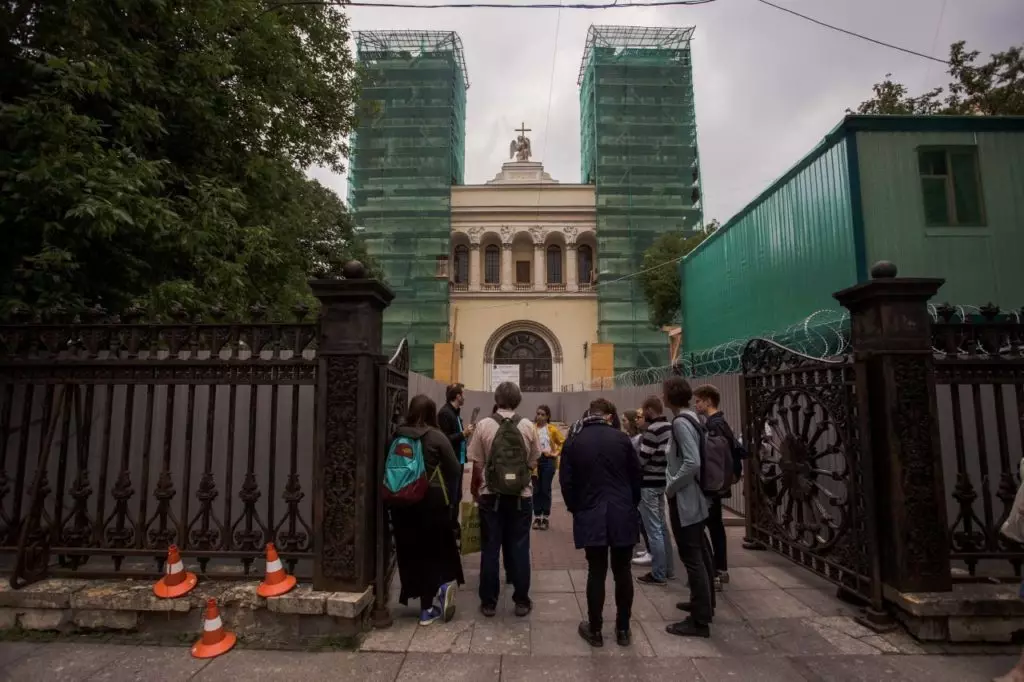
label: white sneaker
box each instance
[632,552,653,566]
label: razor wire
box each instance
[562,303,1018,391]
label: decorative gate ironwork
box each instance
[373,338,409,626]
[741,338,882,610]
[2,311,318,586]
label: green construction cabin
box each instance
[681,115,1024,353]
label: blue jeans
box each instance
[533,457,556,517]
[479,494,533,608]
[638,488,675,581]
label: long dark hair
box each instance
[623,409,639,437]
[406,394,439,428]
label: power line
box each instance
[755,0,951,65]
[264,0,715,11]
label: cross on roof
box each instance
[515,122,531,138]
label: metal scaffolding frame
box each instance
[577,25,695,85]
[349,30,469,374]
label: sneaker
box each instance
[631,552,652,566]
[438,581,457,623]
[514,602,532,618]
[713,576,723,592]
[419,606,442,626]
[636,572,667,586]
[480,603,497,618]
[666,618,710,638]
[577,621,604,648]
[616,629,632,647]
[532,517,542,530]
[717,570,730,584]
[541,517,550,531]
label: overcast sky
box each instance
[309,0,1023,224]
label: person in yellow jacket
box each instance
[531,405,565,530]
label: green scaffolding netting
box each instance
[349,31,469,373]
[579,25,704,374]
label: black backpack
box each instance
[485,414,531,496]
[676,413,734,497]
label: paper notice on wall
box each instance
[491,364,520,391]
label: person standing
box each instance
[560,399,641,648]
[389,396,465,625]
[635,396,676,586]
[438,383,474,515]
[532,405,564,531]
[662,376,714,638]
[693,384,745,589]
[468,382,540,618]
[623,410,653,566]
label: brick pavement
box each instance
[2,472,1019,680]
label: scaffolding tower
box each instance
[349,30,469,373]
[578,25,703,374]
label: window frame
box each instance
[916,145,986,228]
[577,244,594,285]
[546,244,563,285]
[453,244,469,284]
[483,245,500,284]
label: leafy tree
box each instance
[639,227,714,329]
[0,0,370,320]
[852,41,1024,115]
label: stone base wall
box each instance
[0,578,373,649]
[885,583,1024,644]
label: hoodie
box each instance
[394,424,461,509]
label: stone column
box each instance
[469,244,481,290]
[833,261,951,594]
[566,245,578,292]
[534,244,545,290]
[309,261,395,592]
[501,244,513,291]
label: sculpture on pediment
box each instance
[563,225,578,245]
[500,225,513,244]
[466,226,484,245]
[509,122,532,162]
[529,226,544,246]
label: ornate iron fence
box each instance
[1,307,319,583]
[740,338,882,609]
[932,304,1024,578]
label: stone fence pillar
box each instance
[309,262,395,592]
[833,261,952,594]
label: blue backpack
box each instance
[381,435,445,506]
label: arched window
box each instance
[578,245,594,284]
[484,245,500,284]
[546,245,562,284]
[453,245,469,284]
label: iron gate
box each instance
[372,338,408,626]
[740,338,882,610]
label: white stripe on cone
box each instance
[166,560,184,574]
[266,558,283,573]
[204,615,223,632]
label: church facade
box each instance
[348,27,702,389]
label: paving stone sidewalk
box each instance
[2,481,1018,680]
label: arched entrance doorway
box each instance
[494,331,553,393]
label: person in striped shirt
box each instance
[634,396,676,585]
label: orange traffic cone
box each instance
[153,544,198,598]
[192,598,236,659]
[257,542,297,598]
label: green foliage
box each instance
[639,227,714,329]
[0,0,371,320]
[853,41,1024,115]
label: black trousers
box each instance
[584,546,634,632]
[706,496,728,573]
[667,497,715,625]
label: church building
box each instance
[348,26,703,390]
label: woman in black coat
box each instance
[389,395,465,625]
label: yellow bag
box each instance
[460,501,481,555]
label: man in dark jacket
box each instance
[438,384,474,517]
[693,384,746,589]
[560,398,642,648]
